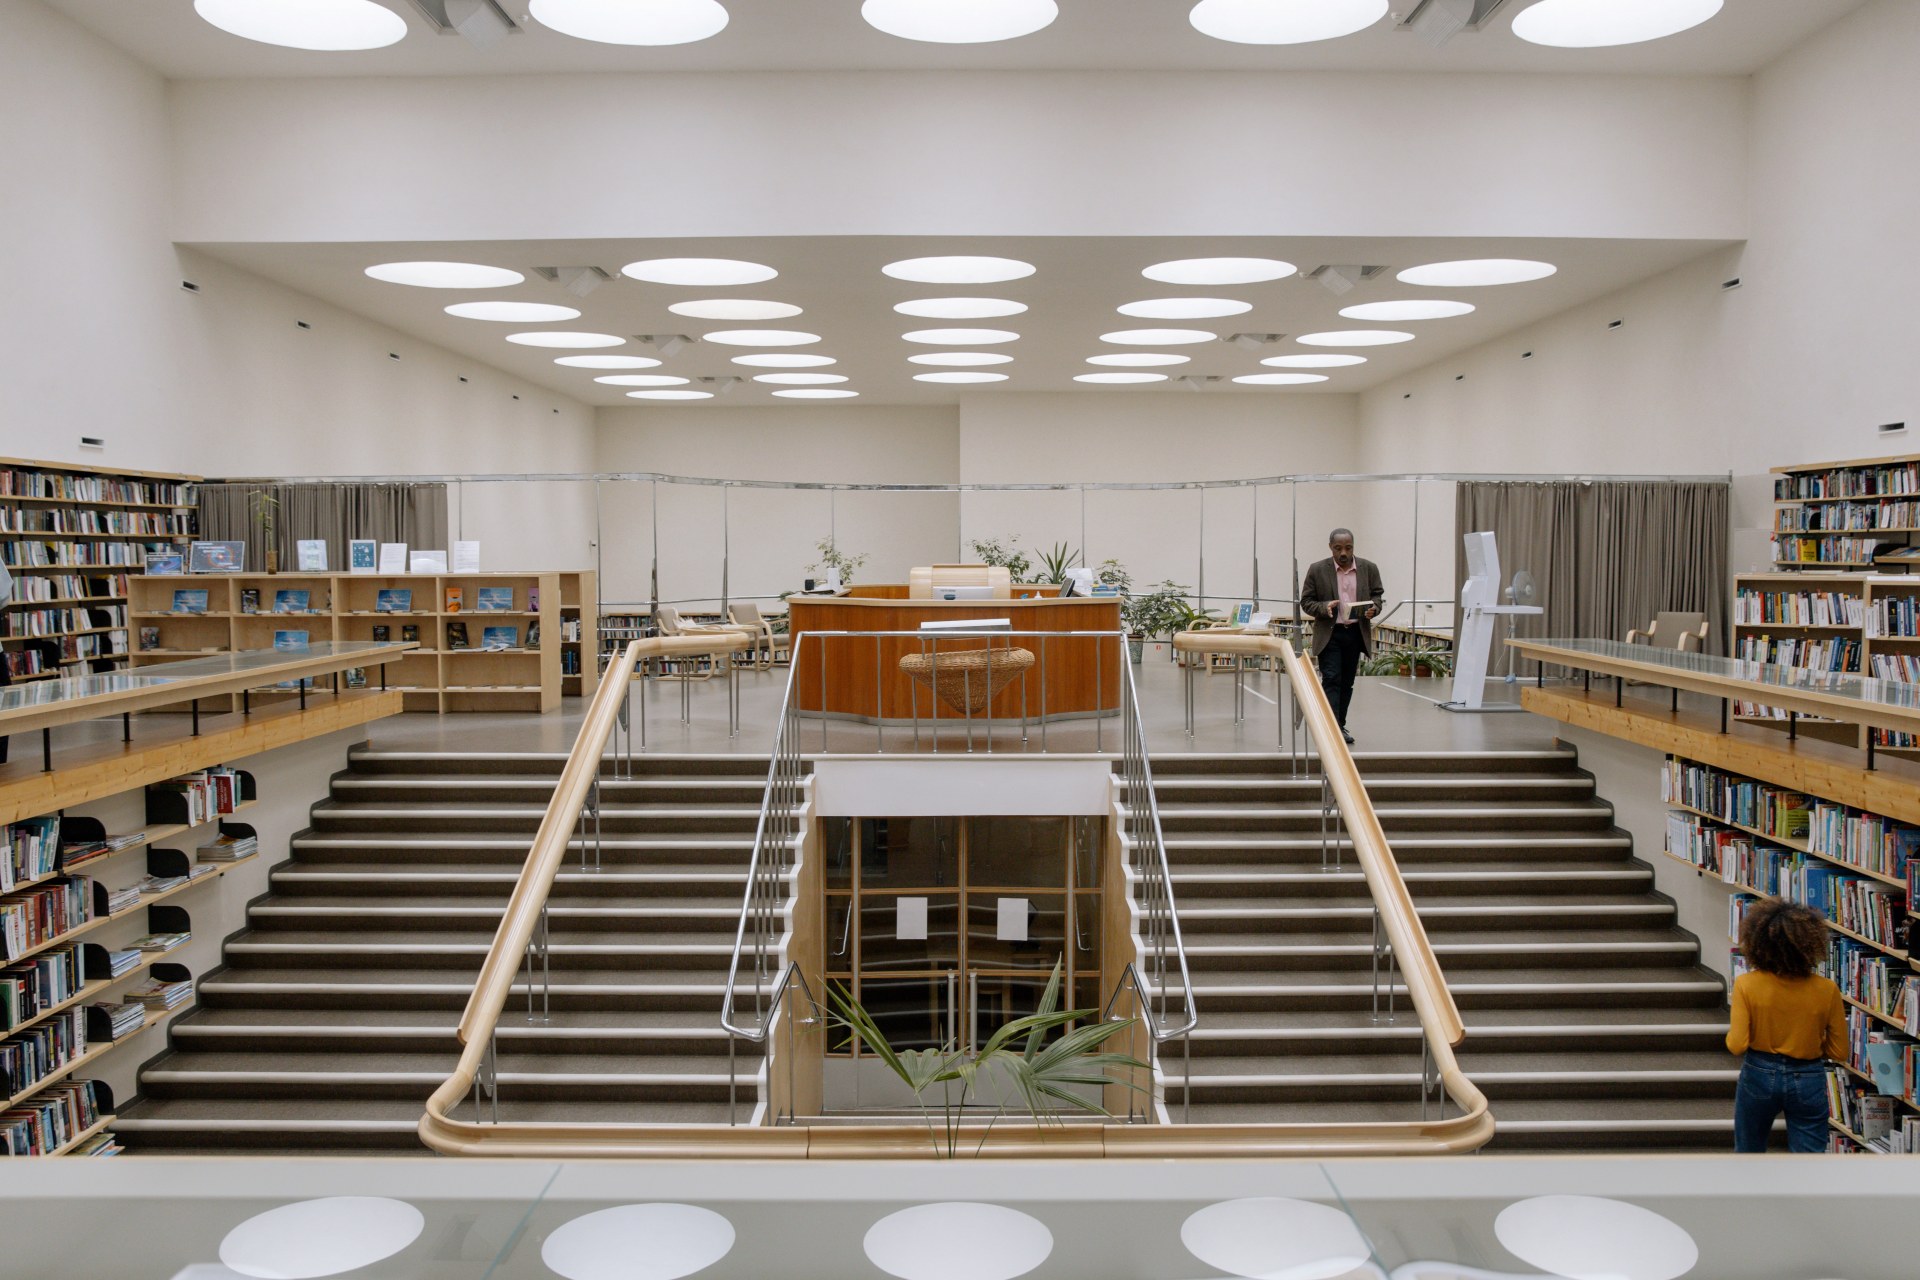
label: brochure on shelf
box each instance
[187,541,243,573]
[482,626,516,650]
[410,549,449,573]
[272,630,309,651]
[375,589,411,613]
[272,589,309,614]
[295,540,327,572]
[143,552,182,576]
[349,540,377,574]
[376,543,408,574]
[476,587,512,612]
[453,541,480,573]
[170,590,208,615]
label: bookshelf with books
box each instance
[1659,754,1920,1153]
[0,765,259,1157]
[1773,453,1920,569]
[128,571,575,712]
[0,457,198,682]
[559,570,599,700]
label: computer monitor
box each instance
[937,585,996,601]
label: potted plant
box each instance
[827,959,1145,1157]
[1121,580,1193,664]
[1033,541,1080,587]
[807,537,868,587]
[967,536,1032,584]
[1359,646,1456,679]
[248,490,280,574]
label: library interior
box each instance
[4,0,1920,1277]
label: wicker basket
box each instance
[898,646,1036,714]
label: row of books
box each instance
[90,1000,145,1041]
[3,572,129,602]
[1,649,52,677]
[559,618,584,643]
[196,832,256,864]
[1681,816,1909,951]
[1866,593,1920,638]
[0,1078,110,1157]
[1830,937,1915,1025]
[561,648,582,676]
[1661,758,1811,841]
[1829,1072,1917,1151]
[1807,875,1909,953]
[0,471,193,506]
[0,1008,86,1097]
[58,832,146,875]
[148,767,244,827]
[1777,463,1920,503]
[0,878,93,962]
[55,632,126,663]
[0,512,192,536]
[1809,801,1919,881]
[1732,633,1861,672]
[1771,535,1889,565]
[444,586,522,612]
[1869,654,1920,687]
[0,945,84,1033]
[2,817,60,893]
[0,540,170,568]
[1733,589,1865,627]
[1775,500,1920,532]
[1844,1008,1917,1100]
[0,604,127,638]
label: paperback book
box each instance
[239,588,259,614]
[170,589,208,615]
[272,589,310,614]
[446,622,470,650]
[476,587,513,612]
[482,626,517,651]
[375,589,411,613]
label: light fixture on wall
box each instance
[635,334,698,356]
[533,266,612,298]
[1227,333,1285,351]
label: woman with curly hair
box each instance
[1727,898,1846,1152]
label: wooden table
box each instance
[785,595,1121,723]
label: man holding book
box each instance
[1300,527,1385,745]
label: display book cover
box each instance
[272,589,310,614]
[476,587,513,612]
[239,588,259,614]
[375,589,412,613]
[273,628,312,688]
[446,622,470,650]
[170,589,208,614]
[482,626,517,651]
[445,587,464,613]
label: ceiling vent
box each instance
[533,266,613,298]
[1177,376,1225,392]
[1394,0,1515,46]
[1306,265,1389,297]
[406,0,520,48]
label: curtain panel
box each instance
[196,483,450,572]
[1455,480,1730,654]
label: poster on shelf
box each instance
[377,543,408,574]
[453,541,481,574]
[144,552,183,577]
[349,540,377,574]
[410,549,449,573]
[188,541,244,573]
[296,540,328,572]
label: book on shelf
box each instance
[239,588,259,614]
[482,626,516,651]
[349,540,376,573]
[102,949,141,978]
[447,622,470,650]
[529,586,539,611]
[272,589,310,614]
[58,832,144,872]
[0,945,84,1032]
[296,540,327,572]
[344,666,367,689]
[0,1008,87,1096]
[144,551,183,576]
[3,816,60,892]
[0,877,93,960]
[401,624,419,643]
[375,588,411,613]
[196,832,256,864]
[273,629,309,652]
[147,765,243,826]
[527,620,541,650]
[0,1077,109,1157]
[138,626,159,651]
[476,587,512,612]
[127,977,192,1010]
[170,589,208,615]
[445,587,464,613]
[128,931,189,953]
[101,883,140,915]
[71,1130,123,1157]
[371,624,390,642]
[87,1000,145,1041]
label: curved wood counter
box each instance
[786,595,1121,722]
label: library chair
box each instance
[652,606,757,681]
[1625,611,1710,653]
[726,601,789,671]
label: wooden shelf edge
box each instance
[0,1011,162,1111]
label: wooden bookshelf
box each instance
[125,571,587,713]
[559,570,598,700]
[1661,752,1919,1152]
[0,457,198,683]
[1772,453,1920,570]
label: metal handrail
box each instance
[728,962,823,1126]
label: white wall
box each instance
[0,0,597,568]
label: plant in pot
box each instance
[1033,542,1081,587]
[967,536,1033,584]
[247,490,280,574]
[827,959,1145,1157]
[1359,645,1456,679]
[1122,580,1194,664]
[807,537,868,588]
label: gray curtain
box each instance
[197,483,450,571]
[1456,480,1729,653]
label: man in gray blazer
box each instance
[1299,528,1385,744]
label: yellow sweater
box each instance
[1726,972,1847,1061]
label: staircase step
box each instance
[1148,750,1580,777]
[140,1050,746,1101]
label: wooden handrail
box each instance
[421,633,749,1153]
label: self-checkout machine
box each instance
[1442,531,1545,712]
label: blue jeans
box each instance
[1733,1050,1828,1153]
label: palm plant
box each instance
[827,959,1147,1157]
[1034,542,1081,586]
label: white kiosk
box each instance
[1444,531,1545,711]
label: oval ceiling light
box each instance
[1234,373,1331,385]
[865,1203,1053,1280]
[194,0,408,51]
[1339,299,1475,321]
[1512,0,1723,48]
[1297,329,1414,346]
[542,1203,736,1280]
[594,375,691,386]
[1143,257,1295,286]
[669,299,802,320]
[1075,372,1169,385]
[732,353,838,368]
[556,355,664,369]
[628,389,714,400]
[1264,353,1366,368]
[701,329,821,346]
[908,352,1016,367]
[621,258,776,286]
[753,373,850,385]
[1181,1198,1372,1280]
[505,331,627,348]
[445,301,582,323]
[902,328,1020,345]
[1087,352,1190,367]
[1397,258,1557,287]
[1119,298,1253,320]
[883,257,1036,285]
[1189,0,1388,44]
[774,388,860,399]
[861,0,1058,44]
[1101,328,1216,345]
[366,261,524,289]
[219,1197,424,1279]
[1495,1196,1699,1280]
[915,372,1009,384]
[528,0,730,46]
[895,298,1029,319]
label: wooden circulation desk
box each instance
[785,594,1121,723]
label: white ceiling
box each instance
[194,235,1727,407]
[47,0,1866,79]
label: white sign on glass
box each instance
[410,549,449,573]
[377,543,409,574]
[896,897,929,942]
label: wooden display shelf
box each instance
[44,1113,117,1159]
[0,797,262,896]
[0,1009,163,1111]
[1840,991,1910,1034]
[133,611,235,619]
[0,626,127,643]
[0,851,254,967]
[8,564,146,573]
[58,653,124,667]
[1667,800,1812,853]
[2,596,120,609]
[0,943,186,1042]
[0,531,187,541]
[4,495,190,510]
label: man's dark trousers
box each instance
[1318,625,1363,728]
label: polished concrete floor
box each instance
[362,648,1559,759]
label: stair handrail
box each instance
[421,633,751,1150]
